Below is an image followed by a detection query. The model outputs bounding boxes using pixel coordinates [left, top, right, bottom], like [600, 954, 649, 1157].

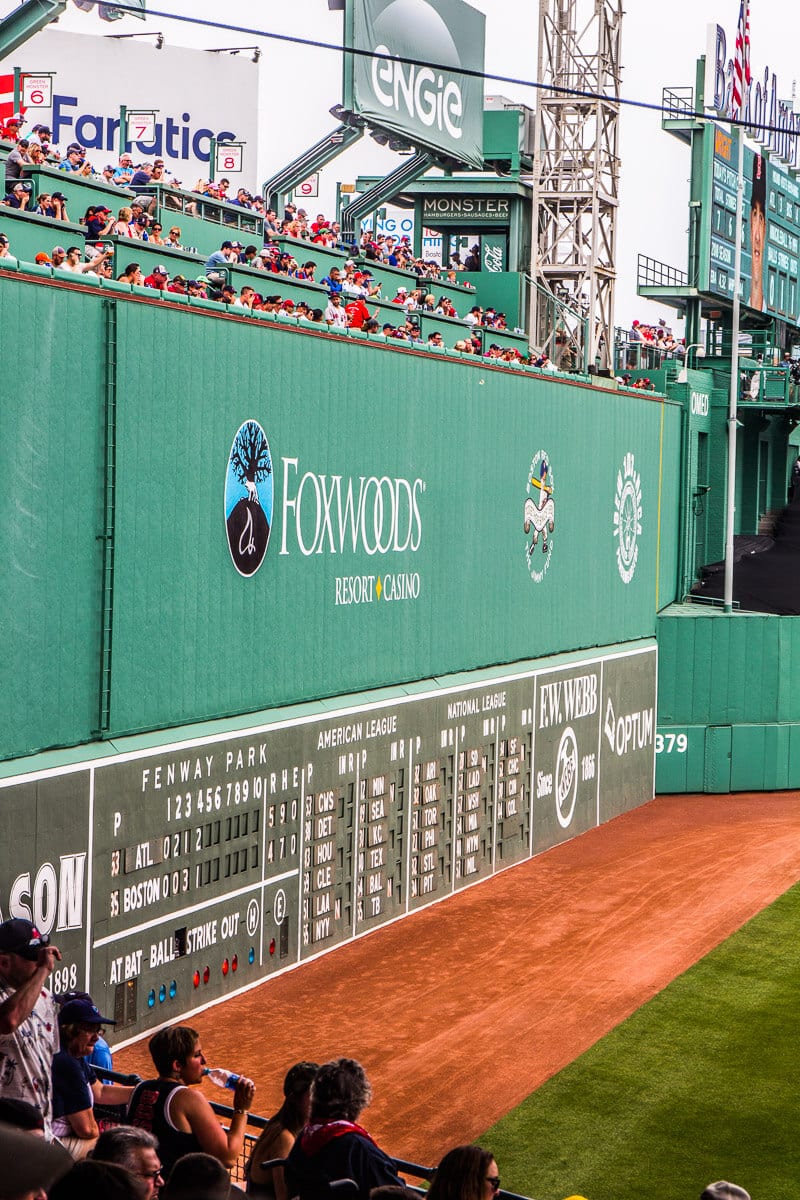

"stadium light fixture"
[106, 29, 163, 46]
[207, 45, 261, 62]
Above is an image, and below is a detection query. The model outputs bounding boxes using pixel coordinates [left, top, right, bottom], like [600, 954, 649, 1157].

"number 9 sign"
[216, 143, 243, 174]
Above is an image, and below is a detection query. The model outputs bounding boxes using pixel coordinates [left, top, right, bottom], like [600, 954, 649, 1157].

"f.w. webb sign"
[349, 0, 485, 169]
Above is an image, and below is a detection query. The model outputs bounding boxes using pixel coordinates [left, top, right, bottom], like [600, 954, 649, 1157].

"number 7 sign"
[127, 110, 157, 144]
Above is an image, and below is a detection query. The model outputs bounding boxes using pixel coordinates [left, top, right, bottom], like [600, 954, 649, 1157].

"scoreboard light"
[248, 947, 255, 964]
[231, 954, 238, 972]
[203, 966, 210, 985]
[222, 958, 229, 976]
[193, 970, 200, 989]
[269, 938, 276, 956]
[159, 984, 166, 1003]
[147, 989, 156, 1008]
[169, 980, 177, 998]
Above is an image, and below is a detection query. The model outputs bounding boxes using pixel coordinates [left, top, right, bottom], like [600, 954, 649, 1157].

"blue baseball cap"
[58, 998, 116, 1026]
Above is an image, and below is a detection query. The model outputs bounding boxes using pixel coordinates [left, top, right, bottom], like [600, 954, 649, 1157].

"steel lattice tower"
[529, 0, 622, 371]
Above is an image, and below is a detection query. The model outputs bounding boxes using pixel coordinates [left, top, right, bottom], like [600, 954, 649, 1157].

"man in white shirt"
[325, 292, 348, 328]
[0, 919, 62, 1139]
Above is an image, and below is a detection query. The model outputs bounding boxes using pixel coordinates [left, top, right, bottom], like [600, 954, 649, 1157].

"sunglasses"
[137, 1170, 163, 1181]
[486, 1179, 501, 1193]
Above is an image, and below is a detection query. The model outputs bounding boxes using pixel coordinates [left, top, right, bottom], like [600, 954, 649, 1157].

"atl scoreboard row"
[0, 644, 655, 1041]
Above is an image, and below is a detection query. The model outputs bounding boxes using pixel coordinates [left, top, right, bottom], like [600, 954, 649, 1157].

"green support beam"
[339, 151, 435, 245]
[0, 0, 66, 62]
[262, 122, 364, 215]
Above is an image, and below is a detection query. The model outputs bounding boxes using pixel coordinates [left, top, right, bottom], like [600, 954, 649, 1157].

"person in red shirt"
[144, 265, 169, 290]
[1, 115, 23, 142]
[344, 296, 377, 330]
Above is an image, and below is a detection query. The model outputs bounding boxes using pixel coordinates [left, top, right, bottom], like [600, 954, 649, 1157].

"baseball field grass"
[481, 881, 800, 1200]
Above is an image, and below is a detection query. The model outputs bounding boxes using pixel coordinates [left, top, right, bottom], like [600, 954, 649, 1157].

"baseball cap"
[52, 245, 66, 255]
[57, 998, 116, 1026]
[0, 917, 51, 960]
[153, 265, 168, 276]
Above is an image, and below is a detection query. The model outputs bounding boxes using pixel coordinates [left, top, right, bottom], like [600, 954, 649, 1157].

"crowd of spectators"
[1, 111, 536, 363]
[0, 907, 757, 1200]
[627, 318, 684, 358]
[0, 223, 537, 363]
[358, 230, 476, 288]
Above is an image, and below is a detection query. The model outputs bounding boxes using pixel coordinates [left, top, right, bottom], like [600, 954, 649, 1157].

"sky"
[3, 0, 797, 330]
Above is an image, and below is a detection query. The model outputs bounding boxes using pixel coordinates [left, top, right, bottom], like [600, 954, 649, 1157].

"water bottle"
[203, 1067, 240, 1089]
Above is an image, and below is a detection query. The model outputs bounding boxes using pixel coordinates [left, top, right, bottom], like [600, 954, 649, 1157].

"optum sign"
[347, 0, 485, 169]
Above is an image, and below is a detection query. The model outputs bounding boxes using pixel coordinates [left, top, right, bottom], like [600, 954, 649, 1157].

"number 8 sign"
[216, 142, 243, 174]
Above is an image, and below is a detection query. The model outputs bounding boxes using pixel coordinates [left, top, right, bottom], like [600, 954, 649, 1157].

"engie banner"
[349, 0, 485, 169]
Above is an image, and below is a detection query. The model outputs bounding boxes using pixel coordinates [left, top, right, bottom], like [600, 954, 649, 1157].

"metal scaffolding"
[529, 0, 622, 371]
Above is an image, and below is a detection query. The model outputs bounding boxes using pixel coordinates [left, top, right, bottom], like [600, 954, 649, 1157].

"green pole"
[119, 105, 128, 157]
[208, 137, 216, 183]
[13, 66, 21, 117]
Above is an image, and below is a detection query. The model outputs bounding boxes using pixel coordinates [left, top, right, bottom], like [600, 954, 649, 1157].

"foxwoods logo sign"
[225, 427, 426, 604]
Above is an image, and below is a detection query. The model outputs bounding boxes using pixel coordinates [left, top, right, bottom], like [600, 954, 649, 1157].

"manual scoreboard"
[0, 644, 656, 1042]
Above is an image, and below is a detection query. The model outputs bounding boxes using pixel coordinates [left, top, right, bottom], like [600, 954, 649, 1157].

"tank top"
[127, 1078, 202, 1174]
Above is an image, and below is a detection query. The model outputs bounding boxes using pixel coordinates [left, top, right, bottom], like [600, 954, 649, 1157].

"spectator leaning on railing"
[58, 144, 87, 173]
[2, 181, 31, 210]
[4, 138, 31, 179]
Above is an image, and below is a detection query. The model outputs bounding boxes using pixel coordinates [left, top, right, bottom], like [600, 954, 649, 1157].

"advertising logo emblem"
[225, 420, 273, 577]
[523, 450, 555, 582]
[555, 726, 578, 829]
[613, 452, 642, 584]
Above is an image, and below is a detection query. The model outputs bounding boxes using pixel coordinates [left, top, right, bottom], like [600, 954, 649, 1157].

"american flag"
[731, 0, 751, 118]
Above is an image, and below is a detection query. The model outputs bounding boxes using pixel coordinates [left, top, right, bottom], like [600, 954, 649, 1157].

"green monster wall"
[0, 274, 682, 759]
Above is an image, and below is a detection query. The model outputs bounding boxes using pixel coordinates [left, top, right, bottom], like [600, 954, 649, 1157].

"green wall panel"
[657, 403, 682, 610]
[1, 271, 682, 754]
[0, 278, 106, 757]
[109, 303, 678, 735]
[657, 608, 800, 792]
[657, 609, 800, 727]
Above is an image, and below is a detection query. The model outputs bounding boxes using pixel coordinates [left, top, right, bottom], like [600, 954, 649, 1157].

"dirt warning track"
[116, 792, 800, 1166]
